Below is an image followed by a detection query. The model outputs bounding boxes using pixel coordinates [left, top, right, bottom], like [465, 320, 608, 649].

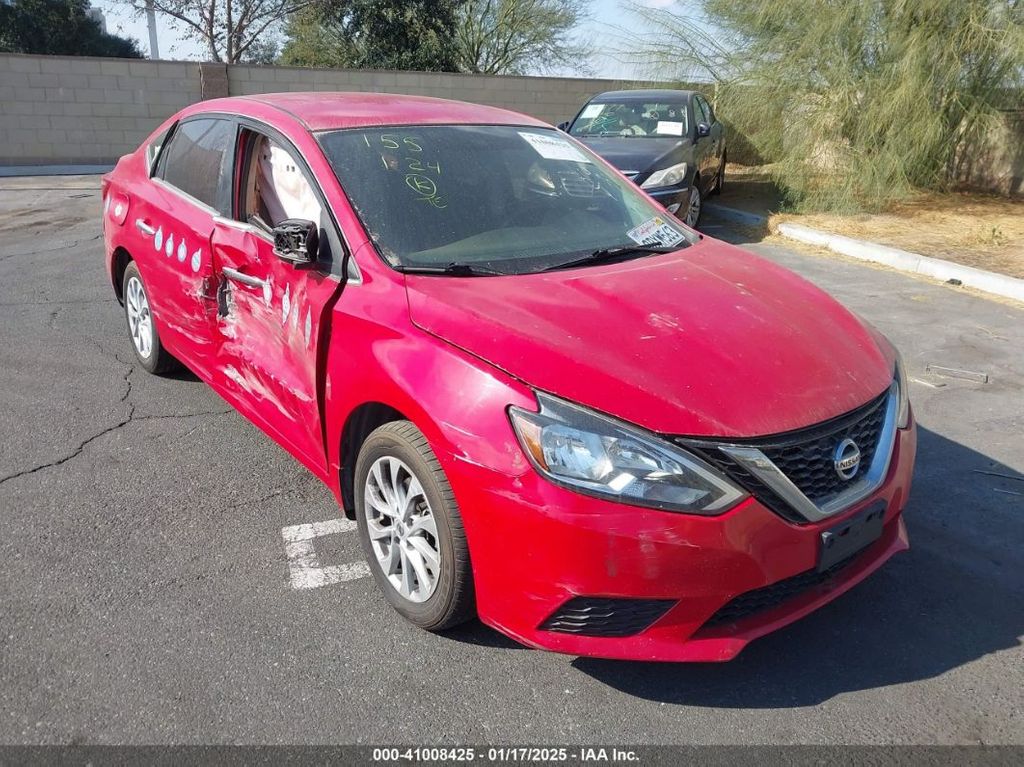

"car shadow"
[442, 619, 531, 650]
[162, 366, 202, 383]
[565, 426, 1023, 706]
[699, 166, 784, 245]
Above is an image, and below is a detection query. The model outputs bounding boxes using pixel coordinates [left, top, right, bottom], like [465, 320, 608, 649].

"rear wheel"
[355, 421, 475, 631]
[711, 154, 725, 196]
[122, 262, 179, 374]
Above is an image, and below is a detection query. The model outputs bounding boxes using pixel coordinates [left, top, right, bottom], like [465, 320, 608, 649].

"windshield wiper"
[393, 262, 506, 277]
[542, 244, 679, 272]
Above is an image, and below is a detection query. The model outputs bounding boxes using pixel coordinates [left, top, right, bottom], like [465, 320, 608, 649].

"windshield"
[317, 125, 694, 274]
[569, 100, 689, 139]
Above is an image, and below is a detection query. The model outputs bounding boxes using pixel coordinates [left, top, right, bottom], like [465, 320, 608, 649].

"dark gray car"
[559, 89, 725, 228]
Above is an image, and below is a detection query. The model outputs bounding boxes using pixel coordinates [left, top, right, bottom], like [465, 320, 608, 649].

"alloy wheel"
[125, 275, 153, 359]
[363, 456, 441, 603]
[685, 186, 702, 228]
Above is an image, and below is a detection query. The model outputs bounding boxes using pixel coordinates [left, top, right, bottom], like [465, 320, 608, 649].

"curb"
[0, 164, 113, 178]
[705, 202, 1024, 303]
[776, 222, 1024, 304]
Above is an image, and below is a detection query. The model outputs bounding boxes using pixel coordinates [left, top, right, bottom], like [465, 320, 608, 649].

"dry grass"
[721, 165, 1024, 279]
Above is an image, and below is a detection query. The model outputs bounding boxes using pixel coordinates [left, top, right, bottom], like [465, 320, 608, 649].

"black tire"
[355, 420, 475, 631]
[121, 261, 180, 375]
[683, 178, 703, 229]
[711, 154, 725, 196]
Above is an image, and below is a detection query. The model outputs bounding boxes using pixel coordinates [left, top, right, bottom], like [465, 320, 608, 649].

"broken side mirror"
[557, 121, 570, 132]
[272, 218, 319, 266]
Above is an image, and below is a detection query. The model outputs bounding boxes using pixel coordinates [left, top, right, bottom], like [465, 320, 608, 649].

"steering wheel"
[620, 125, 647, 136]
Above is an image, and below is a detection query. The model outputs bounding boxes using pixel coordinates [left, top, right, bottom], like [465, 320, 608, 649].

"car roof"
[188, 92, 550, 132]
[589, 89, 697, 102]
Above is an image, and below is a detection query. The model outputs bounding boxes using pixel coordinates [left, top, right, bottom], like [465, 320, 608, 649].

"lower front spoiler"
[485, 516, 909, 663]
[644, 185, 689, 216]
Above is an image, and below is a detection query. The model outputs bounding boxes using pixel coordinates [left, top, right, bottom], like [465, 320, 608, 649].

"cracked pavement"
[0, 177, 1022, 745]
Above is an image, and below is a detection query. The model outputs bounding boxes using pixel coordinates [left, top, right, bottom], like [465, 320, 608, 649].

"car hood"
[575, 136, 689, 175]
[405, 239, 894, 438]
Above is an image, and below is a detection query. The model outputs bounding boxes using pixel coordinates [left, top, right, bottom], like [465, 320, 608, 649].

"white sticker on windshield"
[655, 120, 684, 136]
[580, 103, 605, 119]
[518, 132, 591, 163]
[626, 216, 686, 248]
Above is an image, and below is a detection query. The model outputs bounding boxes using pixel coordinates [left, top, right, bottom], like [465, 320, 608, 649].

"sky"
[92, 0, 684, 79]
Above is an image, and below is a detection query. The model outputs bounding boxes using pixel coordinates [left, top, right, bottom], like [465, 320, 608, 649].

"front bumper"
[642, 184, 689, 215]
[444, 417, 916, 662]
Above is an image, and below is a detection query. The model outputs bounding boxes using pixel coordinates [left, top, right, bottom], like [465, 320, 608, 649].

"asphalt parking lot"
[1, 175, 1022, 745]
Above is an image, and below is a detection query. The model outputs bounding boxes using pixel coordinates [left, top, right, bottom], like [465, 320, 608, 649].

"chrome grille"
[757, 394, 888, 504]
[679, 387, 897, 524]
[557, 171, 599, 197]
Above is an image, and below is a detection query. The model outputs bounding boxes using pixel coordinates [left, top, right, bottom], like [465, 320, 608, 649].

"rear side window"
[145, 126, 170, 175]
[156, 118, 235, 215]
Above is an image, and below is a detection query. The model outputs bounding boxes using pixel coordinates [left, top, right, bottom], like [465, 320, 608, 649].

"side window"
[241, 133, 323, 229]
[692, 97, 709, 127]
[156, 118, 235, 215]
[696, 95, 715, 124]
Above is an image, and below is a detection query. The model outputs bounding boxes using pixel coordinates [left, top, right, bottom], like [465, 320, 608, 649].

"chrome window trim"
[718, 384, 899, 523]
[210, 215, 355, 286]
[150, 109, 362, 285]
[212, 215, 272, 242]
[234, 116, 362, 285]
[152, 176, 222, 218]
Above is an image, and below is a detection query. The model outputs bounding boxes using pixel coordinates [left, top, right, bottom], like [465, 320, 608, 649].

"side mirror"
[556, 121, 570, 132]
[273, 218, 319, 266]
[696, 123, 711, 138]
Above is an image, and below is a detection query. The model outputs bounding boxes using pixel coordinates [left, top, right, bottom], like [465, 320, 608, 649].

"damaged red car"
[101, 93, 916, 662]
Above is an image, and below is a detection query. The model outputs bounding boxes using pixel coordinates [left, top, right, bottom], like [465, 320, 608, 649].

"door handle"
[223, 266, 268, 289]
[135, 219, 155, 236]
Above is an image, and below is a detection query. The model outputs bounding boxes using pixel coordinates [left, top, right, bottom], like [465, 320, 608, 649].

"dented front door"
[210, 220, 340, 475]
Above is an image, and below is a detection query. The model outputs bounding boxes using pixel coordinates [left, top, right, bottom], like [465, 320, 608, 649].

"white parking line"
[281, 518, 371, 590]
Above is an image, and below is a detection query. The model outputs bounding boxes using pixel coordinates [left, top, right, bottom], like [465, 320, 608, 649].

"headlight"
[894, 350, 911, 428]
[508, 393, 747, 514]
[641, 162, 688, 189]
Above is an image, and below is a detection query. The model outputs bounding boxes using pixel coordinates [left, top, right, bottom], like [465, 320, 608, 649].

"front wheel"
[683, 182, 703, 229]
[355, 421, 475, 631]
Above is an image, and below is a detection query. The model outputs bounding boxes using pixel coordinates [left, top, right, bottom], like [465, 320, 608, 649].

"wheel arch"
[111, 246, 133, 304]
[338, 401, 409, 518]
[328, 338, 537, 520]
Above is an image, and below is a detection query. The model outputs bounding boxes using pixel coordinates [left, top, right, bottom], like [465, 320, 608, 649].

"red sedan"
[100, 93, 916, 662]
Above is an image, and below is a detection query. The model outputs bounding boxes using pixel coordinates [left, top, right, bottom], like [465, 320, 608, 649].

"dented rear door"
[132, 117, 236, 377]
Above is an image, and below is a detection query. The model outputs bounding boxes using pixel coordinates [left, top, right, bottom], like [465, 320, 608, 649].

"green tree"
[281, 0, 463, 71]
[628, 0, 1024, 211]
[0, 0, 143, 57]
[454, 0, 591, 75]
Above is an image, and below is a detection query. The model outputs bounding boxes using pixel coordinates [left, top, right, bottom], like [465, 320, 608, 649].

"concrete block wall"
[1, 53, 644, 166]
[4, 52, 1017, 195]
[226, 64, 638, 126]
[1, 55, 201, 165]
